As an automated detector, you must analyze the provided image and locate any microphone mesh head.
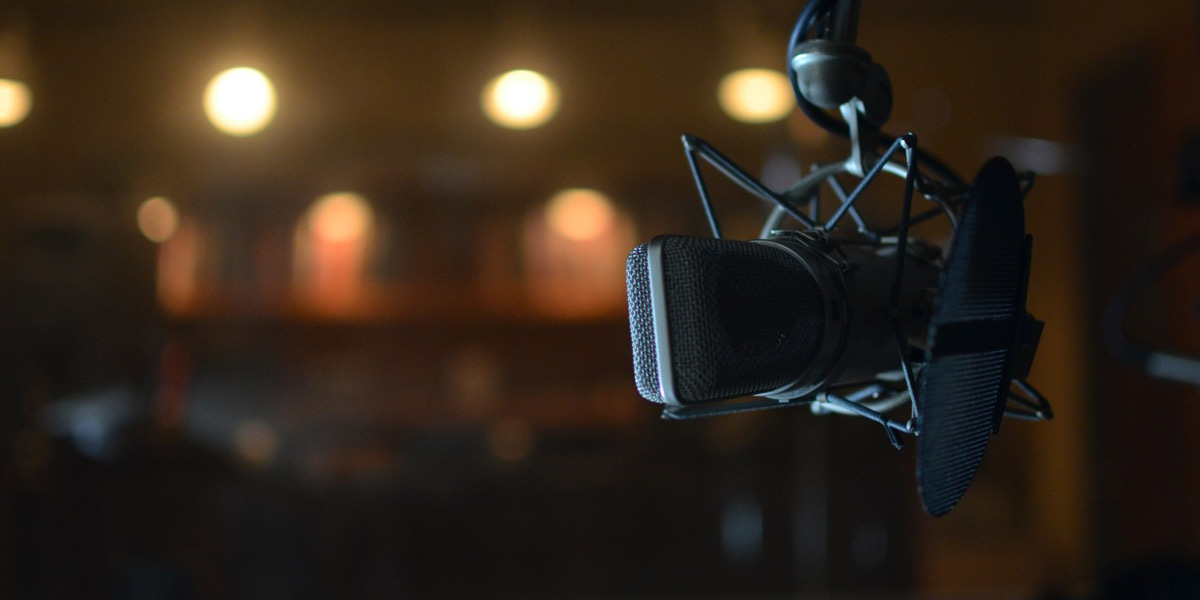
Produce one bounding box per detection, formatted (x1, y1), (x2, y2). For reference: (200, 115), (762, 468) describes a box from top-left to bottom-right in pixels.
(626, 235), (826, 404)
(626, 243), (663, 403)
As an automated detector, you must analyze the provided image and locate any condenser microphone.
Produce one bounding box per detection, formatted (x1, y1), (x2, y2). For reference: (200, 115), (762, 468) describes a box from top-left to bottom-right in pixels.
(625, 0), (1054, 516)
(627, 141), (1052, 517)
(627, 231), (940, 408)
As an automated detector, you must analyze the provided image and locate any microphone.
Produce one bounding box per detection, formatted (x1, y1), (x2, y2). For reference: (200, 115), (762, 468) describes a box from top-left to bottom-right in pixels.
(627, 231), (940, 407)
(622, 0), (1054, 516)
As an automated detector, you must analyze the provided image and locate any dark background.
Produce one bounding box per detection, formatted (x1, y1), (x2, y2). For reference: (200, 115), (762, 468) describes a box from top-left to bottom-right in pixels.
(2, 1), (1200, 598)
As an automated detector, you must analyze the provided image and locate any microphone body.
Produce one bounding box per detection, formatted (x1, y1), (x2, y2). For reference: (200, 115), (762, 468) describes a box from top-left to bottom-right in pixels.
(627, 230), (940, 407)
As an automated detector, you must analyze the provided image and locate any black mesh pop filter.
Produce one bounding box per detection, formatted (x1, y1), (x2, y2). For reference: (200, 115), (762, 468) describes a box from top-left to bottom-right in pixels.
(917, 156), (1030, 516)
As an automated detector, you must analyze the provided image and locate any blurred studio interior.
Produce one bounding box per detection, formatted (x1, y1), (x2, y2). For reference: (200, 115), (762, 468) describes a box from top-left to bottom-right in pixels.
(3, 0), (1200, 598)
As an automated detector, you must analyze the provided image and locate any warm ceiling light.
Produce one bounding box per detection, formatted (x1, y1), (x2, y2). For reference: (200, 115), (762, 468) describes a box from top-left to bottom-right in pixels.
(137, 196), (180, 243)
(545, 188), (616, 241)
(308, 192), (374, 243)
(0, 79), (32, 127)
(204, 67), (277, 136)
(482, 69), (560, 130)
(718, 68), (794, 124)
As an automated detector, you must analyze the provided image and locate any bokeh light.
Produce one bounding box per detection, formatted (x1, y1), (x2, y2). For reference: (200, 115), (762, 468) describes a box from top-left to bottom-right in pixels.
(137, 196), (180, 243)
(545, 188), (616, 241)
(481, 69), (560, 129)
(204, 67), (277, 136)
(307, 192), (374, 243)
(0, 78), (32, 127)
(486, 417), (535, 462)
(233, 419), (279, 467)
(717, 68), (793, 124)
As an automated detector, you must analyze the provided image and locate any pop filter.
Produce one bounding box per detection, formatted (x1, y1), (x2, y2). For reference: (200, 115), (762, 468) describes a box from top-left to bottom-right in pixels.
(916, 157), (1038, 516)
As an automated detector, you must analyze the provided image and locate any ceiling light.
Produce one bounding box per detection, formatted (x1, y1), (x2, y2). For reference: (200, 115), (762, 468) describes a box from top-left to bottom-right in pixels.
(0, 78), (31, 127)
(718, 68), (793, 124)
(204, 67), (277, 136)
(482, 69), (560, 130)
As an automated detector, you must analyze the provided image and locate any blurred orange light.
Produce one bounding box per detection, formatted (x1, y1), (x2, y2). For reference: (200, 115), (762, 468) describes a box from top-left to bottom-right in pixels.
(204, 67), (277, 136)
(0, 78), (31, 127)
(137, 196), (180, 243)
(545, 188), (615, 241)
(308, 192), (374, 243)
(482, 69), (560, 129)
(295, 192), (377, 316)
(523, 188), (636, 318)
(157, 219), (202, 315)
(718, 68), (793, 124)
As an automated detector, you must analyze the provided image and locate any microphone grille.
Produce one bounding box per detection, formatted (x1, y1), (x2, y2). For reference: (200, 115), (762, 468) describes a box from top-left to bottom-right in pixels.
(626, 242), (664, 403)
(627, 235), (827, 404)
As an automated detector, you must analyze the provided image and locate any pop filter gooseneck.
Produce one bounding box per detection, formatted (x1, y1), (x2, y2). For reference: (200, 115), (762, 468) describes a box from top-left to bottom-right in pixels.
(1104, 230), (1200, 386)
